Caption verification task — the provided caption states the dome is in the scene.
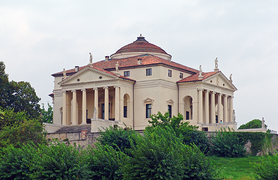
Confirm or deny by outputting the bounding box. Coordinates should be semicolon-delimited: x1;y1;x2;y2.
110;35;172;61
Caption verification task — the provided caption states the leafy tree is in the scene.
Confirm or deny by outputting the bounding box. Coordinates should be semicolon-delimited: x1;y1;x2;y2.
0;61;41;119
41;103;53;123
238;119;267;129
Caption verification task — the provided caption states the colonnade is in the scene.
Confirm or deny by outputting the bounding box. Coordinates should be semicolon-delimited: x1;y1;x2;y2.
197;89;233;124
62;86;120;125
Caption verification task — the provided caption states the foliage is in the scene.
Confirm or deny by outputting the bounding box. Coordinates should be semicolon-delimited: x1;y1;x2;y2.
41;103;53;123
209;156;261;180
35;142;87;180
0;144;38;180
253;154;278;180
147;111;210;154
0;109;46;148
0;61;41;119
238;119;267;129
97;126;136;155
210;128;246;158
122;126;217;180
84;144;126;179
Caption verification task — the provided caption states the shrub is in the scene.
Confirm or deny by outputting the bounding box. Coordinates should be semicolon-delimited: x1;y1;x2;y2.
97;126;136;155
84;144;126;179
253;154;278;179
210;128;246;157
122;126;217;180
183;130;210;154
35;142;87;179
0;144;37;180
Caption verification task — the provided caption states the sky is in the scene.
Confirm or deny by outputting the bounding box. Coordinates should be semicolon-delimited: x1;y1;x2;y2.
1;0;278;131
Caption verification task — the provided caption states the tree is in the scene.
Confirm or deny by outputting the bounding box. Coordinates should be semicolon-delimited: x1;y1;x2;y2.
41;103;53;123
238;119;267;129
0;61;41;118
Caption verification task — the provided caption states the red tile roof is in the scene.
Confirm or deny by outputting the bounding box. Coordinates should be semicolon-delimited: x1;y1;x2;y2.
52;54;198;77
177;71;218;83
113;36;168;55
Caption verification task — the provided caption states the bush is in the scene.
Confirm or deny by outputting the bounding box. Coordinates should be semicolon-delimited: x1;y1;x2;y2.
210;128;246;158
35;142;87;180
253;154;278;179
183;130;210;154
122;126;217;180
0;144;37;180
84;144;126;179
97;126;136;155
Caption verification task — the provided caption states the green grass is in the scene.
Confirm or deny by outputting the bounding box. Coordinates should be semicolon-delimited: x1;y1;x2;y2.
209;156;262;180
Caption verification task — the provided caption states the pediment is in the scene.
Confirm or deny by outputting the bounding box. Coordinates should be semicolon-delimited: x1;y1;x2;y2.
59;67;118;85
203;72;237;91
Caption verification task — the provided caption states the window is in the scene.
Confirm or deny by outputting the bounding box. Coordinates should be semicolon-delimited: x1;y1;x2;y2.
168;105;172;118
168;70;172;77
180;73;183;78
146;104;152;118
124;106;127;118
146;68;152;76
186;111;190;120
124;71;130;77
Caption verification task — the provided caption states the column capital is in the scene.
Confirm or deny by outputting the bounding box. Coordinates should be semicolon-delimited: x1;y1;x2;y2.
197;88;204;91
81;89;86;92
114;85;119;89
210;91;216;94
103;86;109;89
62;90;67;93
93;87;98;91
71;90;76;93
223;94;227;97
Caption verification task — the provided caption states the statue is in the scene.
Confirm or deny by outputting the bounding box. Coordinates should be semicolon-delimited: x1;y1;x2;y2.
63;68;66;79
93;107;97;120
116;61;119;72
198;65;203;79
89;52;93;67
215;57;218;68
262;117;266;129
229;74;233;82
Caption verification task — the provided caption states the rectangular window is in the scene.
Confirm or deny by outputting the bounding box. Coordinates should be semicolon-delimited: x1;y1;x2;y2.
146;104;152;118
168;70;172;77
124;71;130;77
146;68;152;76
124;106;127;118
180;73;183;78
168;105;172;118
186;111;190;120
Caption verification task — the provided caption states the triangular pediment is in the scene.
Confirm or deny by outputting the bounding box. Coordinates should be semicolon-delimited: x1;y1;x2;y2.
203;72;237;91
59;67;118;85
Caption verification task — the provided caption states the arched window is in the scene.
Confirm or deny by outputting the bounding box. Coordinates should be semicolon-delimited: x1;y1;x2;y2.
123;94;130;118
184;96;193;120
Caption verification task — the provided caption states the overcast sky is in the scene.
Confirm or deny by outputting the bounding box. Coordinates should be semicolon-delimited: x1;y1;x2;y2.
1;0;278;131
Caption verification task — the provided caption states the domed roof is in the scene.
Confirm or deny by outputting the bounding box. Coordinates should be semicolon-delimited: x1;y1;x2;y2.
110;35;172;61
115;35;167;54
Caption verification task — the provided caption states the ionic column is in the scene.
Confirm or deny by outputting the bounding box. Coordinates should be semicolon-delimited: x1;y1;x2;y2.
230;96;234;122
198;88;203;124
81;89;87;124
94;87;98;119
218;93;223;123
114;86;120;121
210;91;216;124
104;86;109;120
62;90;67;125
72;90;77;125
204;90;209;124
223;94;228;123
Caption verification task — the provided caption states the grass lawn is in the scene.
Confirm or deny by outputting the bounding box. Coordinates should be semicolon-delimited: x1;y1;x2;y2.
209;156;262;180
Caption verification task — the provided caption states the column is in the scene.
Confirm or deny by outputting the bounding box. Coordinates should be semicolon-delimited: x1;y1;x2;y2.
210;91;216;124
62;91;67;125
94;87;98;119
81;89;87;124
72;90;77;125
198;89;203;124
204;90;209;124
223;94;228;123
218;93;223;123
230;96;234;122
104;86;109;120
114;86;120;121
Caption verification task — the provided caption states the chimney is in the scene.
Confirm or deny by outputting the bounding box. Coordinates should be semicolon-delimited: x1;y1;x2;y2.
105;56;109;61
75;66;79;72
137;58;142;65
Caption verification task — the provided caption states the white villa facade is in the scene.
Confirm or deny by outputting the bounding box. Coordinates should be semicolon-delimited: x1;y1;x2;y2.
50;35;237;132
